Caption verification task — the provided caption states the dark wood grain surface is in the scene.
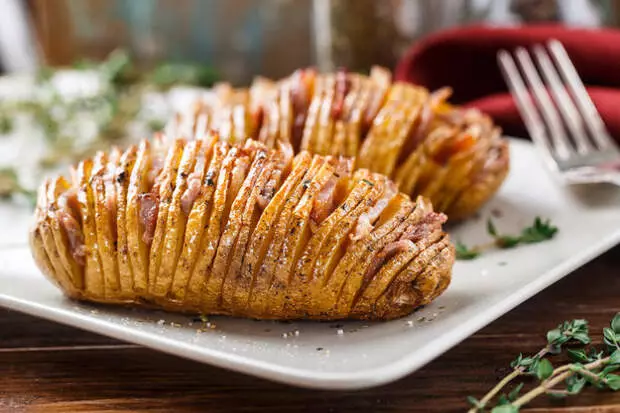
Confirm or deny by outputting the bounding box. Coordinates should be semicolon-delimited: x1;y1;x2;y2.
1;246;619;413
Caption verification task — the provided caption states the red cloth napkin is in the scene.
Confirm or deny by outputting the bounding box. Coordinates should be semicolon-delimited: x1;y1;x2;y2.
395;25;620;140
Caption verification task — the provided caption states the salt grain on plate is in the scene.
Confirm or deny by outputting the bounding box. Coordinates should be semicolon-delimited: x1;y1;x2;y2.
406;320;414;326
336;328;344;335
157;319;165;326
294;330;300;337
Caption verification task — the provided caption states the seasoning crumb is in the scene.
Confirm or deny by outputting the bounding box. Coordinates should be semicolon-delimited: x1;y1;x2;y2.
336;328;344;335
206;322;211;328
188;322;193;327
417;316;426;322
157;319;165;326
90;309;99;315
170;322;182;328
316;347;324;351
294;330;300;337
282;333;288;338
491;208;503;218
438;305;446;310
406;320;414;326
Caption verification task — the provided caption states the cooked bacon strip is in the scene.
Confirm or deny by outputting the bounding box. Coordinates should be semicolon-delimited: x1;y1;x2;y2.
139;192;159;245
350;182;397;241
180;170;202;215
362;239;416;284
57;209;86;266
331;68;350;120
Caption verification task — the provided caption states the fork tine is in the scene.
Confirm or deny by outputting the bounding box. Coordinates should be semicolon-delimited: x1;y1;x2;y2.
497;50;555;161
532;45;591;155
514;47;572;160
547;39;618;151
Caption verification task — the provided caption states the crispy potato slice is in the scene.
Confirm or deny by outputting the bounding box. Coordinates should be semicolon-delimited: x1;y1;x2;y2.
299;76;326;153
446;136;509;220
286;172;370;315
358;87;427;177
76;157;105;298
278;80;293;145
184;146;240;307
151;140;202;298
170;140;225;304
266;157;347;317
36;179;81;296
115;145;137;298
47;177;84;293
305;175;385;316
92;151;122;298
313;75;335;156
323;195;422;317
372;236;453;319
247;155;325;316
147;139;185;295
206;147;268;311
232;151;311;314
350;214;446;316
220;153;280;312
126;139;153;294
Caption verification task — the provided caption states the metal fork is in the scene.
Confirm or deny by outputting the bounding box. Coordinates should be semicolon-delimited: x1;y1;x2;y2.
498;40;620;186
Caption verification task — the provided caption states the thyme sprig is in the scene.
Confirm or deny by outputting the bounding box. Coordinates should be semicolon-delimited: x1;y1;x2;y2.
456;217;558;260
467;313;620;412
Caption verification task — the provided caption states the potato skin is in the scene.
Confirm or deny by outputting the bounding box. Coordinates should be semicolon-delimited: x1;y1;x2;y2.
30;133;454;320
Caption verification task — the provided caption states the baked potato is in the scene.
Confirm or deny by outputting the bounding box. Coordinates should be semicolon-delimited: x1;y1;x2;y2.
175;67;509;220
30;132;454;320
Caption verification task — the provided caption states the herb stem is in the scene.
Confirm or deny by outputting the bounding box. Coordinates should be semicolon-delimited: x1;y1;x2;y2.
467;369;522;413
467;346;552;413
512;357;610;408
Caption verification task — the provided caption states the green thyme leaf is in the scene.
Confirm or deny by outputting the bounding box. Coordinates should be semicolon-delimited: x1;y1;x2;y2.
604;328;618;348
547;328;562;345
536;358;554;380
566;375;586;394
606;374;620;390
612;313;620;334
567;349;589;363
508;383;524;401
490;405;519;413
455;241;479;260
487;218;498;237
609;350;620;365
466;396;482;409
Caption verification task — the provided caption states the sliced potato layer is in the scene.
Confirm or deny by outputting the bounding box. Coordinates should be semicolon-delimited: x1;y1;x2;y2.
30;132;454;320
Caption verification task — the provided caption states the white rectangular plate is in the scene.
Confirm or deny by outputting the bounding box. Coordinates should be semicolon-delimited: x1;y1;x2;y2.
1;139;619;390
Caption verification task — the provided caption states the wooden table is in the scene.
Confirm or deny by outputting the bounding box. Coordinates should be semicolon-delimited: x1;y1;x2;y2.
1;246;619;413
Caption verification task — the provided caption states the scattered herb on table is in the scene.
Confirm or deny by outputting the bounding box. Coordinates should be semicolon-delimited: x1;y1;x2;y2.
467;313;620;412
0;49;218;204
456;217;558;260
0;168;36;205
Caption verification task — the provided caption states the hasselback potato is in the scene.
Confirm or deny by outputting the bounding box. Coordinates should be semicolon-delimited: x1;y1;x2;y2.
174;67;509;220
30;132;454;320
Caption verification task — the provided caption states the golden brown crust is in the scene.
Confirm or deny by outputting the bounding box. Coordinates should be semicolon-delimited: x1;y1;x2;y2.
30;132;454;320
173;67;508;220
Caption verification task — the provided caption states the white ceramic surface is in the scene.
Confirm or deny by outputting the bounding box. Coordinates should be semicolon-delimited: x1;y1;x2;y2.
1;139;619;390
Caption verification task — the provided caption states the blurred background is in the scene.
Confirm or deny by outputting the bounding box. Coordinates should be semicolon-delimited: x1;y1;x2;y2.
1;0;619;83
